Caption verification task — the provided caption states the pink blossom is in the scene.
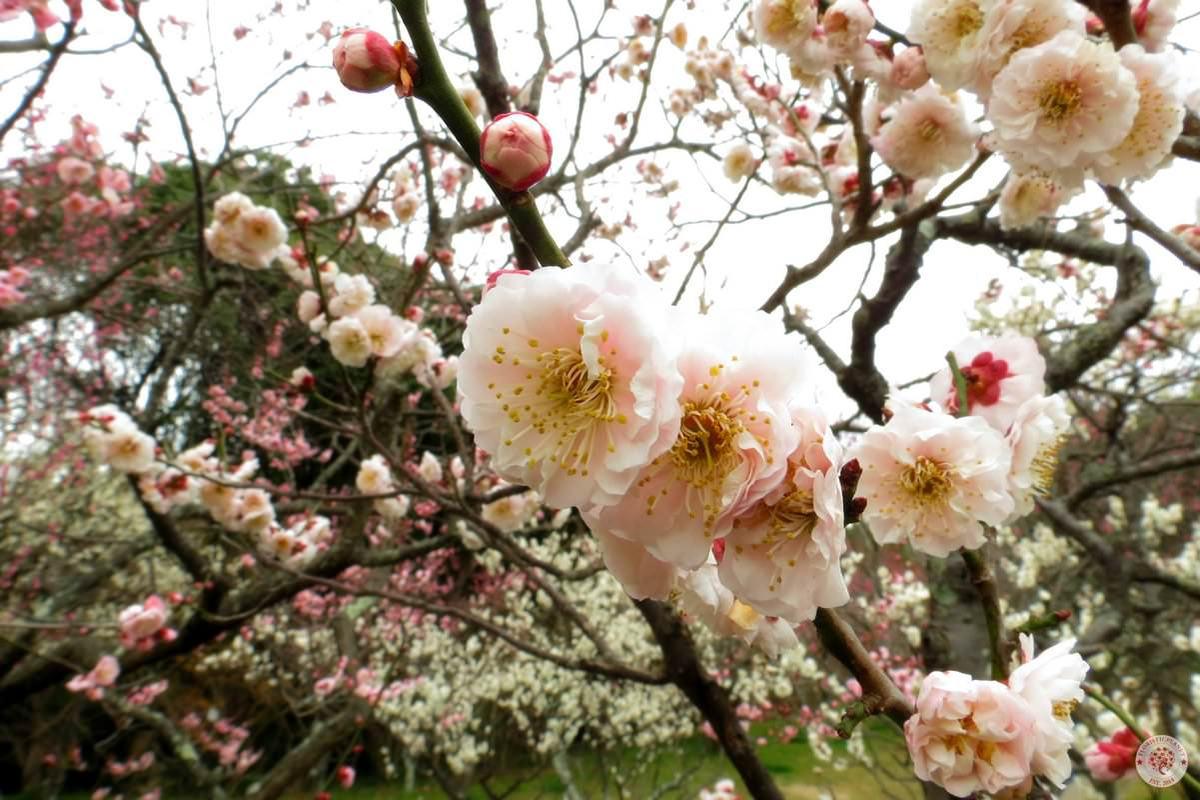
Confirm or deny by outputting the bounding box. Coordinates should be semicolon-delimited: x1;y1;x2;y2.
66;655;120;700
717;406;848;624
1084;728;1139;781
890;46;929;90
458;263;684;510
584;309;802;570
479;112;553;191
119;595;167;646
905;671;1037;797
56;157;95;185
929;334;1046;433
853;401;1013;557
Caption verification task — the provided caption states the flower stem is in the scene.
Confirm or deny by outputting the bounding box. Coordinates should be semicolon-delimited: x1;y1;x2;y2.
389;0;569;269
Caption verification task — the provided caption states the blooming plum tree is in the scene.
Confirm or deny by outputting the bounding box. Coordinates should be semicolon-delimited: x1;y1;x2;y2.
1;0;1200;799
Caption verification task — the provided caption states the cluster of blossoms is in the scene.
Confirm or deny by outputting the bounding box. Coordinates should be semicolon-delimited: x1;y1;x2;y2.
906;635;1089;797
0;0;118;30
274;251;458;388
458;262;848;654
203;191;288;270
749;0;1195;230
81;405;157;475
80;406;336;569
0;265;30;310
854;334;1070;557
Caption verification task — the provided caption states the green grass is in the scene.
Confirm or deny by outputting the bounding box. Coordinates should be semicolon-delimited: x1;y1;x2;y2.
280;720;921;800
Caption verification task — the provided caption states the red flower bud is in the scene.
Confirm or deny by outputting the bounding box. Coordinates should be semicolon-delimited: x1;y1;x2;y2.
479;111;553;191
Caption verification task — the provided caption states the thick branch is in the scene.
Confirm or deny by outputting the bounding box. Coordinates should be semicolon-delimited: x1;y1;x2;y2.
245;706;361;800
812;609;912;727
842;223;933;422
636;600;784;800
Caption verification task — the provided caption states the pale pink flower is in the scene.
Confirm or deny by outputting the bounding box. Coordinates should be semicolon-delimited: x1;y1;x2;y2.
753;0;819;55
853;401;1014;557
235;206;288;254
929;333;1046;432
457;263;684;509
766;135;820;195
375;495;410;520
1084;728;1139;782
677;560;800;658
723;143;757;182
891;46;930;90
417;451;443;484
822;0;873;60
354;305;407;358
296;291;322;323
592;528;676;600
1005;394;1069;519
67;655;121;700
459;85;485;118
1008;635;1088;787
60;191;94;216
332;28;401;93
583;310;802;570
56;157;95;185
102;428;158;474
997;168;1079;230
479;111;553;191
119;596;167;644
908;0;997;90
718;406;848;624
326;316;372;367
988;31;1139;172
872;84;977;180
356;454;393;494
1089;45;1186;185
327;273;375;318
392;192;420;223
905;671;1037;797
235;489;275;534
1137;0;1180;53
480;487;541;532
213;192;254;226
972;0;1088;99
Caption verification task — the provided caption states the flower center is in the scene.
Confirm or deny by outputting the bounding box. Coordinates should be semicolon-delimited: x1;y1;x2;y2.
540;348;617;423
898;456;953;507
1052;699;1077;721
670;399;742;488
917;119;943;143
951;350;1010;412
1038;80;1083;124
1032;437;1063;495
769;489;817;540
951;2;983;40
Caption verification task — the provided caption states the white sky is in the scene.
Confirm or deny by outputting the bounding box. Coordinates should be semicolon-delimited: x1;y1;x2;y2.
2;0;1199;419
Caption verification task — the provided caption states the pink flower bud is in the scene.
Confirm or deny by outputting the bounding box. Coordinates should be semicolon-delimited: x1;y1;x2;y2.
890;46;929;91
332;29;417;95
479;111;553;191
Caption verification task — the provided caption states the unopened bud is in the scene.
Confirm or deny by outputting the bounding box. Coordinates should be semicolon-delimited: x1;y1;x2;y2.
479;111;553;192
890;46;929;91
332;29;418;96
